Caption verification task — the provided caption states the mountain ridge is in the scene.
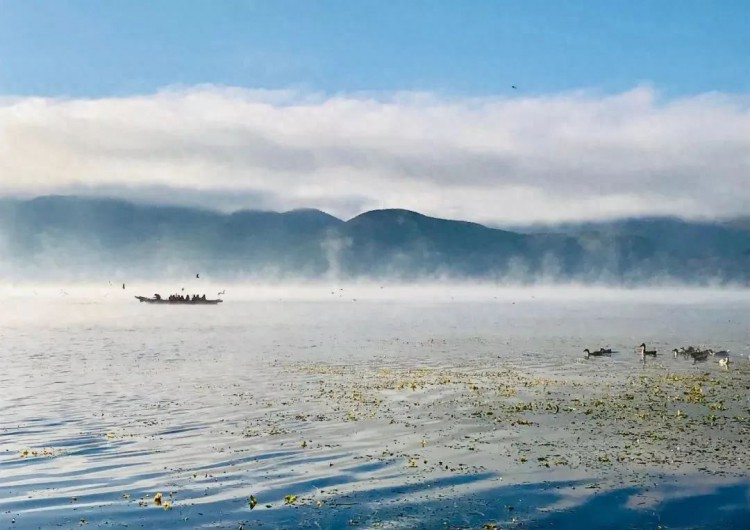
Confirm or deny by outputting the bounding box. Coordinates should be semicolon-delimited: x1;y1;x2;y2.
1;195;749;283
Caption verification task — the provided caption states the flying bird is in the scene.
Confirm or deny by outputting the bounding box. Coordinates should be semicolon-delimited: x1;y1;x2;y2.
511;85;517;90
196;273;200;279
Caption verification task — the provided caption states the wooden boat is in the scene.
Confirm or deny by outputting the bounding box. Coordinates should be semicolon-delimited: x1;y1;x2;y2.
135;296;222;305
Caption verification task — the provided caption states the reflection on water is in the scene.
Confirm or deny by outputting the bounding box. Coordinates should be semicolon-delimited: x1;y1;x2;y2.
1;285;749;529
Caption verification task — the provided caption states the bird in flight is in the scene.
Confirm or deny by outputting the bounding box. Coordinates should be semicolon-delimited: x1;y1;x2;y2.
196;273;200;279
511;85;517;90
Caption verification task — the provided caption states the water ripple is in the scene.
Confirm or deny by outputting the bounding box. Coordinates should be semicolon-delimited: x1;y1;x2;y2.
1;293;749;528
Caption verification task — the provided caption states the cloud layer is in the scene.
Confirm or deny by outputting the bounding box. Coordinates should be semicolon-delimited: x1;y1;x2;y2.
1;86;748;224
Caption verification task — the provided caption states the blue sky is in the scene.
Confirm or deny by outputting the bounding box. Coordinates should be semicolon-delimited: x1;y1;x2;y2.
1;0;748;97
0;1;749;223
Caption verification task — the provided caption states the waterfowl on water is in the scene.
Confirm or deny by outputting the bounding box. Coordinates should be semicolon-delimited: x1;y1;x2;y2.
691;350;710;364
673;347;726;364
672;346;700;359
584;348;612;359
639;343;657;359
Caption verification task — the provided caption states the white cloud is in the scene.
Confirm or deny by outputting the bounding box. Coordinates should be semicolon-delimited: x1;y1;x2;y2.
1;85;748;224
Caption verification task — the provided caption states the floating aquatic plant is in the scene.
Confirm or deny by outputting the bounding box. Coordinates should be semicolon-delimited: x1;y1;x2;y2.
284;495;298;505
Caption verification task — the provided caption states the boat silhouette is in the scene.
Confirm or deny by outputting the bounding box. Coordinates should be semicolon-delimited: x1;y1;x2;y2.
135;295;222;305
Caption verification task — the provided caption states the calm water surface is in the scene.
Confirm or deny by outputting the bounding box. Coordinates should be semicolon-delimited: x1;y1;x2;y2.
1;285;749;529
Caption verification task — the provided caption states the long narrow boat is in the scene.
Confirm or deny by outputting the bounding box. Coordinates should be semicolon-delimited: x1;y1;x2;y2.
135;296;223;305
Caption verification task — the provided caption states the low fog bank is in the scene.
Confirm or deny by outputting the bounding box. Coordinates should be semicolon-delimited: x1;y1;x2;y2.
4;281;749;331
4;281;750;305
1;196;750;286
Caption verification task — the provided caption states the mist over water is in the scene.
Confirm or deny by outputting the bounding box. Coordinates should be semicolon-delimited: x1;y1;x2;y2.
3;196;750;286
2;283;750;529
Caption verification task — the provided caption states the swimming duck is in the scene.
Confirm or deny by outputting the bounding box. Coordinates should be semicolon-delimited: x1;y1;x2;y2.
583;348;612;359
639;343;657;359
691;350;710;364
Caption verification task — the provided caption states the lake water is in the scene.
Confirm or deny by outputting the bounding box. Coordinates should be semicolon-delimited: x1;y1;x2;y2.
1;284;749;529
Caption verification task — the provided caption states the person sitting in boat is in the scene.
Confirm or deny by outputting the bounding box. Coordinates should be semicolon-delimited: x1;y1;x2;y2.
154;293;162;300
201;294;206;301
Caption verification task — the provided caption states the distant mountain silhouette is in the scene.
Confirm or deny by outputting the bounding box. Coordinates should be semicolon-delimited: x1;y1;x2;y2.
335;209;527;278
1;195;749;283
